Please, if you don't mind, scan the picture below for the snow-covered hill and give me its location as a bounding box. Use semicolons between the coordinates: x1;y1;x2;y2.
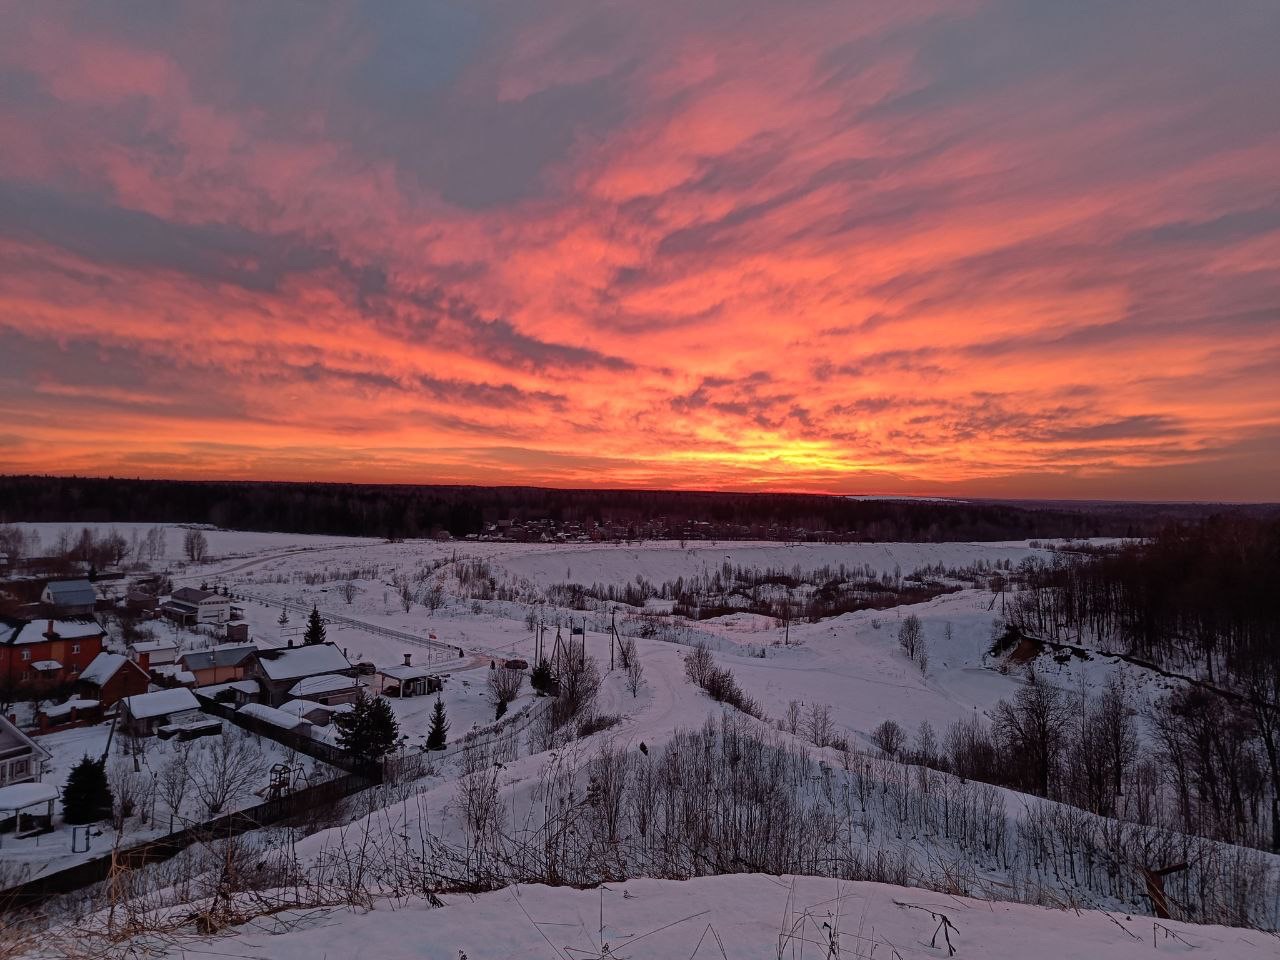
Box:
146;874;1275;959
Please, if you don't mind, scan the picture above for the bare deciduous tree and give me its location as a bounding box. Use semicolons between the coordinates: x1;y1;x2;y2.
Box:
156;744;192;825
872;719;906;758
340;580;358;604
183;529;209;563
192;732;265;814
625;648;644;697
804;702;834;748
898;615;923;662
487;665;524;706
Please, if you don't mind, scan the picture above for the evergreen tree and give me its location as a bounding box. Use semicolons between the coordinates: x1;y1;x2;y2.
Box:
62;756;113;824
278;608;289;626
426;696;449;751
531;658;553;694
334;694;400;768
303;606;326;645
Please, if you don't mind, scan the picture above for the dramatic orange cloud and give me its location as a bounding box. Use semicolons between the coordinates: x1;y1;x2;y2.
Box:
1;1;1278;499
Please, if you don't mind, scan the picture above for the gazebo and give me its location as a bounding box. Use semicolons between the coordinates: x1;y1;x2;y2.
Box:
376;655;441;698
0;781;58;847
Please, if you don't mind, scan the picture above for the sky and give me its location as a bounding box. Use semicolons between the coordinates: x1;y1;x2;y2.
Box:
1;1;1278;500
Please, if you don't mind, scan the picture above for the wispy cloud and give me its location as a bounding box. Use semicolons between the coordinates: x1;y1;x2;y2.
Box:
0;0;1277;498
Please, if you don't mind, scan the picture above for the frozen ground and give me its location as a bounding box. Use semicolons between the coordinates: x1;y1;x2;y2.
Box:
149;873;1273;960
8;529;1273;954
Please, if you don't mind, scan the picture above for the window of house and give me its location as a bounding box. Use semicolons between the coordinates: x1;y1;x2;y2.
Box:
9;758;29;779
21;649;31;661
72;643;80;653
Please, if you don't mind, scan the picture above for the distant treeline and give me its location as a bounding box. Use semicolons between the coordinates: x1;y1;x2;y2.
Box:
1;474;1275;542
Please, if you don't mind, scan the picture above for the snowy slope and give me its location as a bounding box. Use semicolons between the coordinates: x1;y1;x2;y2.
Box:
154;874;1273;960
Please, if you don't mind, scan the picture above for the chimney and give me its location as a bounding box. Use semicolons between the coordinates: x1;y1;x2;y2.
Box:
47;618;54;639
403;653;412;667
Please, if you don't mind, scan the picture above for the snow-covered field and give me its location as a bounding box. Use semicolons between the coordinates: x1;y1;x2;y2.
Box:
4;527;1276;954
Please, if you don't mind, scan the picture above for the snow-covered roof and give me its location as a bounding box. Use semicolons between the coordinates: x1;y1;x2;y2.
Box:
288;673;361;698
196;679;259;699
31;660;62;671
377;663;436;681
122;687;201;720
130;640;177;654
0;781;59;812
172;587;221;604
238;702;310;731
47;618;105;640
79;652;135;686
277;698;332;718
43;697;99;718
180;644;257;671
0;618;102;645
43;580;96;605
0;618;23;646
256;643;351;682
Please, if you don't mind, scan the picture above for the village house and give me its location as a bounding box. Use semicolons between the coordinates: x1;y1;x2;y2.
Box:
0;714;56;842
247;642;356;706
128;639;179;671
76;652;150;708
179;644;258;686
40;579;97;617
119;687;204;736
0;713;49;787
1;616;106;694
161;587;231;625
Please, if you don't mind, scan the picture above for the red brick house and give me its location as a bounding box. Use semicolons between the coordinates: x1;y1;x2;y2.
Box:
76;652;150;708
1;617;106;694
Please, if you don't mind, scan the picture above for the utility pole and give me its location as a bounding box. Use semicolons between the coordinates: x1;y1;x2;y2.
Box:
610;607;617;671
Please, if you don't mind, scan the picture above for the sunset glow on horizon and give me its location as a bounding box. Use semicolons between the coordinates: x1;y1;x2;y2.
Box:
2;1;1278;500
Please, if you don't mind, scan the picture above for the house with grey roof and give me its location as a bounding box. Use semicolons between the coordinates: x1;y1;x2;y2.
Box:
40;579;97;616
179;643;258;686
247;642;356;706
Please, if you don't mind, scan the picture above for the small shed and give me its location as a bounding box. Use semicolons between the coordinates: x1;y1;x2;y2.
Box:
128;639;179;670
238;702;313;736
120;688;203;736
287;673;362;706
278;698;333;725
195;679;260;708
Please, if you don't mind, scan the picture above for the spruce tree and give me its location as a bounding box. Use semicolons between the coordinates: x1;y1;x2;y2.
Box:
303;606;326;645
334;694;400;768
62;756;113;824
426;696;449;751
278;608;289;626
